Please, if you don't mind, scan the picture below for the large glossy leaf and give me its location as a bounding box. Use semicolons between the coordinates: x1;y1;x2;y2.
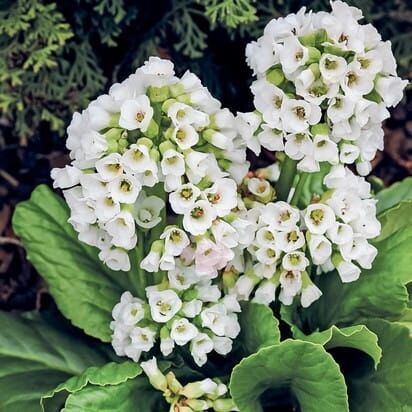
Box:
41;362;151;411
0;312;107;412
12;185;130;342
230;340;349;412
302;223;412;331
376;176;412;214
237;302;280;356
348;320;412;412
294;325;382;368
375;200;412;242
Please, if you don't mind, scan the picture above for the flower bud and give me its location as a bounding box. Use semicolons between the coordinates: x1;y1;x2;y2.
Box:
147;85;170;102
266;67;284;86
141;357;168;392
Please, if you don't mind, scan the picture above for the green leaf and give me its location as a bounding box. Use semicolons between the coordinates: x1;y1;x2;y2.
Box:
59;371;165;412
376;176;412;214
302;224;412;331
375;200;412;242
237;302;280;355
0;311;107;412
12;185;129;342
348;320;412;412
42;361;142;411
294;325;382;369
230;340;349;412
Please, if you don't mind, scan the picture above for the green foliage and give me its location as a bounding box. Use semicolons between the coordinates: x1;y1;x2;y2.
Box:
41;362;154;412
230;340;349;412
348;320;412;412
237;302;280;355
12;185;133;342
0;311;107;411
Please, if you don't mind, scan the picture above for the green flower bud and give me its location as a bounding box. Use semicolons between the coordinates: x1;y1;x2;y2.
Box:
266;67;285;86
147;85;170;102
223;269;238;289
308;63;320;78
186;399;210;410
108;112;120;128
104;127;125;141
310;123;329;136
149;147;160;162
159;140;176;155
307;47;321;64
166;372;183;394
137;137;154;148
161;98;177;113
169;82;186;98
145;119;159;139
213;398;238;412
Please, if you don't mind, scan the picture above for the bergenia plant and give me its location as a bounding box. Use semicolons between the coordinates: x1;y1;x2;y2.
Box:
5;2;411;412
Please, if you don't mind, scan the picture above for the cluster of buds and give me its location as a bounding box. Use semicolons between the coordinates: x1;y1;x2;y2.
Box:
239;0;407;175
51;57;248;271
141;357;238;411
228;165;379;307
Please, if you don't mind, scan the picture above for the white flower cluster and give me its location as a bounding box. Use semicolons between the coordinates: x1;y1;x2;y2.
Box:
111;285;241;367
51;57;248;271
141;357;237;411
231;166;380;307
240;0;408;175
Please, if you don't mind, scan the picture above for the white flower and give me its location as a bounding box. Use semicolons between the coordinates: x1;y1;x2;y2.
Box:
105;211;135;245
204;178;238;217
319;54;347;83
275;228;305;252
181;299;203;318
200;304;228;336
169;183;201;214
284;133;312;160
376;76;407;107
99;248;130;271
304;204;336;235
94;196;121;222
301;284;322;308
160;149;185;176
183;200;217;236
122;144;154;173
311;135;339;164
341;62;374;97
79;173;107;199
282;251;309;272
130;326;156;352
252;280;277;305
170;318;198;346
261;201;300;232
196;282;221;302
161;227;190;256
308;234;332;265
160;336;175;356
134;192;165;229
167;101;208;127
236;111;261;155
255;245;280;265
140;241;163;272
119;96;153;132
279;270;302;304
172;124;199;150
190;333;214;367
279;36;308;74
107;174;141;204
251;79;284;128
281;99;322;134
51;166;81;189
326;222;354;245
336;260;361;283
119;301;145;326
233;275;256;301
95;153;124;182
257;125;285;151
339;143;360;164
212;336;233;355
147;289;182;323
141;357;168;391
195;238;234;277
211;220;239;249
327;94;356;123
141;57;175;82
168;264;197;291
